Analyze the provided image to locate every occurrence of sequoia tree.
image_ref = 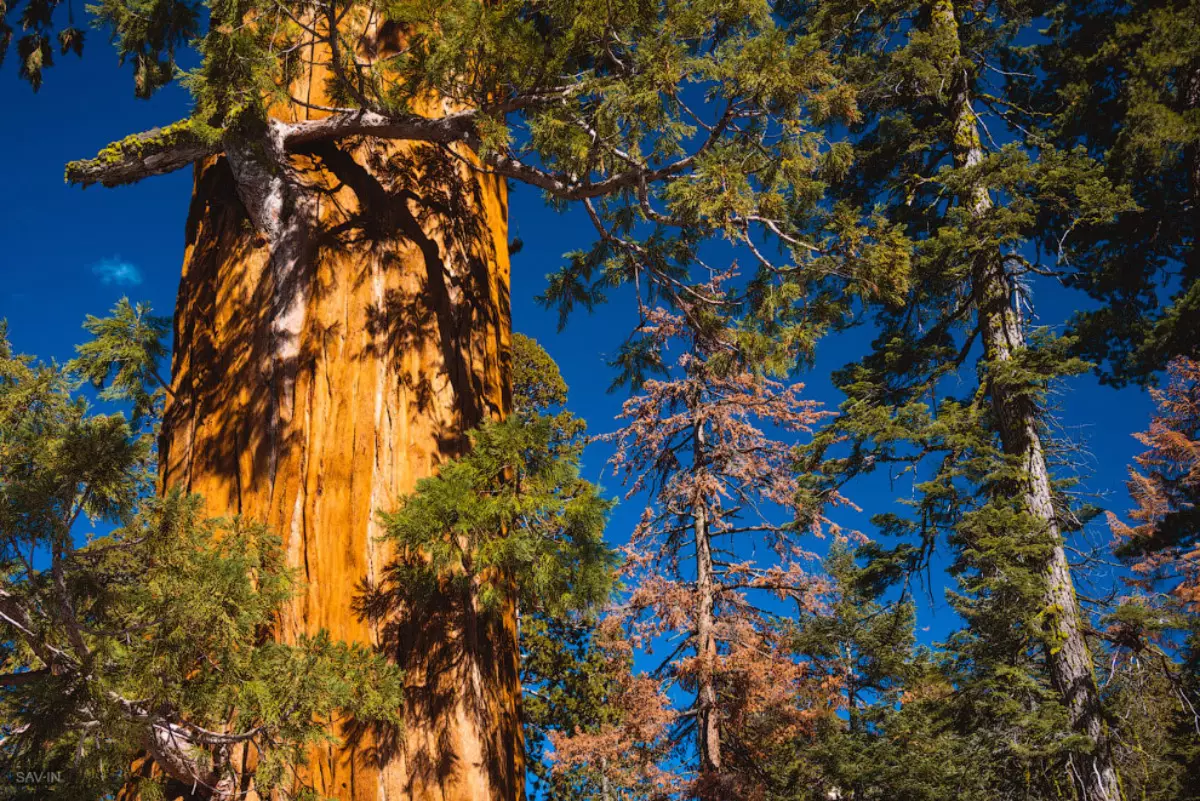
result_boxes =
[3,1,868,798]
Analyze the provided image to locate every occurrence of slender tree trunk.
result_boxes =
[599,756,614,801]
[692,410,721,781]
[932,3,1121,799]
[136,22,523,801]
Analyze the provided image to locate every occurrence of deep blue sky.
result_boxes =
[0,39,1157,642]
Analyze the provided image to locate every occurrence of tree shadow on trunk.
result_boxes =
[145,133,517,800]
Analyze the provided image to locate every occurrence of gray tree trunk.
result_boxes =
[693,410,722,778]
[932,2,1122,799]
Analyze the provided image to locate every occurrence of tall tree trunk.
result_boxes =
[932,3,1121,799]
[146,27,522,801]
[692,412,721,782]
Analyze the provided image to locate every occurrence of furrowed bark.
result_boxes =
[120,21,522,801]
[932,2,1122,799]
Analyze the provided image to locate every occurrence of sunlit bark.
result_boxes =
[127,23,522,801]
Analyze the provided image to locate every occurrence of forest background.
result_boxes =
[0,1,1192,798]
[0,11,1156,653]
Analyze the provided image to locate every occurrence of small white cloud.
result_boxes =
[91,257,143,287]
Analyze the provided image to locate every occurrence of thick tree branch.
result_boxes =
[65,122,222,188]
[66,104,703,202]
[283,107,480,149]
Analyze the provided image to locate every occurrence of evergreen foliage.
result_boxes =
[378,335,615,619]
[788,544,986,801]
[5,0,1200,798]
[20,0,909,366]
[784,0,1132,797]
[1104,357,1200,798]
[377,334,622,800]
[70,298,172,425]
[1036,0,1200,384]
[0,313,401,800]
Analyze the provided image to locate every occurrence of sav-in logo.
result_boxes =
[9,771,61,784]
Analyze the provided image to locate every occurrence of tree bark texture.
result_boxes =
[142,31,522,801]
[932,2,1121,799]
[692,410,722,784]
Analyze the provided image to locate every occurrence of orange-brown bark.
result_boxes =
[146,37,523,801]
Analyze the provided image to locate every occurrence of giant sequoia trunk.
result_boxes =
[932,2,1121,799]
[147,44,523,801]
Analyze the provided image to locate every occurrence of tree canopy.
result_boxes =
[3,0,1200,799]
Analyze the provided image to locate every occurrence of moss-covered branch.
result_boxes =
[62,110,482,189]
[64,121,222,188]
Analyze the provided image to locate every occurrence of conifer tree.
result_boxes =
[12,0,1197,797]
[789,544,987,801]
[1036,0,1200,383]
[376,333,621,800]
[521,613,620,801]
[1110,357,1200,607]
[543,625,677,801]
[789,1,1133,798]
[0,314,401,800]
[504,334,621,801]
[1105,356,1200,797]
[557,298,843,799]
